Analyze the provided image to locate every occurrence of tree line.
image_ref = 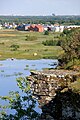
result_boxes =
[0,15,80,25]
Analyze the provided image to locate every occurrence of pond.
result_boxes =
[0,59,58,116]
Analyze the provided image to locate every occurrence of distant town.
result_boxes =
[0,22,80,33]
[0,15,80,32]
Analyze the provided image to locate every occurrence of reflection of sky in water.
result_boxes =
[0,59,58,114]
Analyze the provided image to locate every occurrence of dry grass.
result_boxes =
[0,34,16,37]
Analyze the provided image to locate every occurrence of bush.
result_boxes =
[44,30,49,35]
[42,40,61,46]
[25,35,37,41]
[10,44,20,51]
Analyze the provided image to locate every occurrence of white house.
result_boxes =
[54,26,60,32]
[59,26,64,32]
[0,24,2,29]
[43,25,48,31]
[66,25,80,30]
[24,24,30,31]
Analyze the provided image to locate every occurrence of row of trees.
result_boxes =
[0,15,80,25]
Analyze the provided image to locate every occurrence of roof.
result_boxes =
[35,24,43,28]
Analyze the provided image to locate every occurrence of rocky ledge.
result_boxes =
[28,69,80,105]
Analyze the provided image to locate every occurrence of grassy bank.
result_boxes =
[0,29,63,60]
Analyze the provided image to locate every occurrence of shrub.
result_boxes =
[44,30,49,35]
[25,35,37,41]
[10,44,20,51]
[42,40,61,46]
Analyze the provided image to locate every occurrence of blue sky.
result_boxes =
[0,0,80,16]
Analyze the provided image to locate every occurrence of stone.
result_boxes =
[45,97,52,101]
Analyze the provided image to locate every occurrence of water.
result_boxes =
[0,59,58,115]
[0,59,80,119]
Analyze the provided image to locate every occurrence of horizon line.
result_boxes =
[0,14,80,16]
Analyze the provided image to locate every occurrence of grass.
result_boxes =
[71,78,80,93]
[0,29,63,60]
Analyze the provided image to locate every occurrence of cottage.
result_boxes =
[29,24,35,31]
[24,24,30,31]
[0,24,2,29]
[29,24,44,32]
[54,26,60,32]
[43,25,48,31]
[35,24,44,32]
[59,26,64,32]
[16,24,24,31]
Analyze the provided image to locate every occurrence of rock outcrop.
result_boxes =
[28,70,80,106]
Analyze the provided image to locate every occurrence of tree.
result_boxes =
[59,28,80,68]
[44,30,49,35]
[10,44,20,51]
[0,77,40,119]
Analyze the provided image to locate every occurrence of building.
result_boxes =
[29,24,35,31]
[54,26,60,32]
[24,24,30,31]
[59,26,64,32]
[66,25,80,30]
[43,25,48,31]
[29,24,44,32]
[0,24,2,29]
[34,24,44,32]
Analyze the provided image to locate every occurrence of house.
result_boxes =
[24,24,30,31]
[59,26,64,32]
[34,24,44,32]
[16,24,24,31]
[43,25,48,31]
[0,24,2,29]
[29,24,44,32]
[29,24,36,31]
[12,23,17,29]
[54,23,60,32]
[54,26,60,32]
[53,23,64,32]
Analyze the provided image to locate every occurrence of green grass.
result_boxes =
[0,29,63,60]
[71,78,80,93]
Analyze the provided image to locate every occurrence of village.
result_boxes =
[0,22,80,32]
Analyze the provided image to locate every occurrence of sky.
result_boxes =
[0,0,80,16]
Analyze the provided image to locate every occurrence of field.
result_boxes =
[0,29,63,60]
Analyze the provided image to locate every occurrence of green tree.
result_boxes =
[59,28,80,68]
[44,30,49,35]
[10,44,20,51]
[0,77,40,119]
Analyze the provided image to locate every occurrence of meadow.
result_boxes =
[0,29,63,60]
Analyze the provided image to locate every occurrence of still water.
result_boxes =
[0,59,58,95]
[0,59,58,115]
[0,59,80,119]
